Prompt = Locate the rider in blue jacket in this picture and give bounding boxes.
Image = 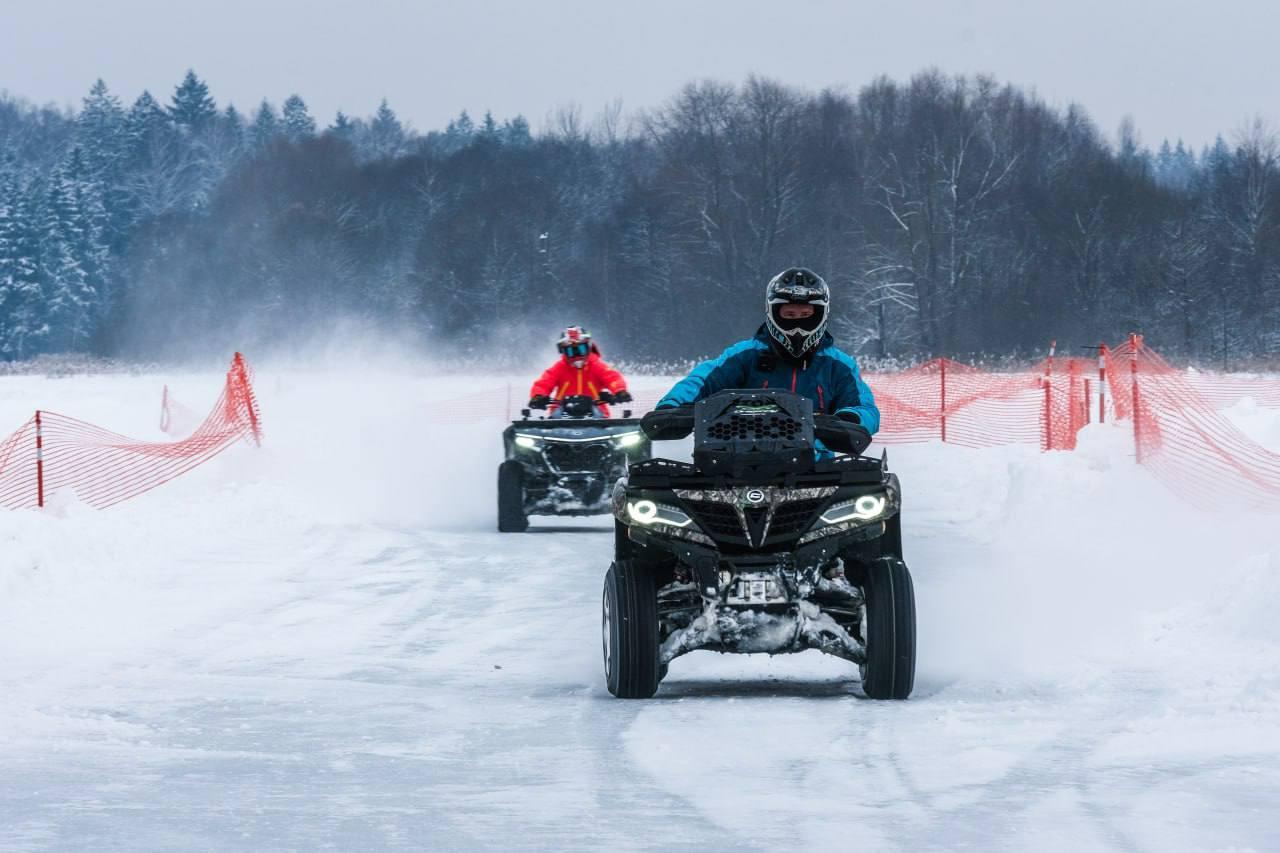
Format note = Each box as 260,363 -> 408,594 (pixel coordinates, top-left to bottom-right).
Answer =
657,268 -> 880,438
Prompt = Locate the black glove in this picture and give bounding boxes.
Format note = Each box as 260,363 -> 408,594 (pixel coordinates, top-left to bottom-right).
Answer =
847,424 -> 873,455
836,410 -> 861,425
529,394 -> 551,410
641,404 -> 695,441
815,413 -> 872,456
611,389 -> 633,404
597,389 -> 616,404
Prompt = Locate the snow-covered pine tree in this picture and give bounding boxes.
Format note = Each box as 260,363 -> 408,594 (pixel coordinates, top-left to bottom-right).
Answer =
328,111 -> 358,144
1171,140 -> 1197,189
76,80 -> 126,179
39,149 -> 107,351
250,100 -> 280,151
68,80 -> 131,259
282,95 -> 316,141
124,91 -> 170,158
1155,139 -> 1175,187
501,116 -> 533,146
220,104 -> 246,153
169,70 -> 217,131
367,99 -> 406,160
444,110 -> 474,148
0,172 -> 48,359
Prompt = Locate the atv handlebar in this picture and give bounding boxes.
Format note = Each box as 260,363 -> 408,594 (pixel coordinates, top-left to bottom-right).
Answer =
641,405 -> 695,441
814,414 -> 873,456
523,394 -> 633,421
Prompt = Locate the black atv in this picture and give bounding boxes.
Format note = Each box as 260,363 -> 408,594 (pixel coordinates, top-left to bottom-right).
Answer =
498,395 -> 651,532
602,390 -> 915,699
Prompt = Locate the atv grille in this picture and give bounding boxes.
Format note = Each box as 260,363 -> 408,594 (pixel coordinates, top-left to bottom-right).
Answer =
683,501 -> 744,539
766,498 -> 826,539
680,496 -> 827,546
545,442 -> 610,472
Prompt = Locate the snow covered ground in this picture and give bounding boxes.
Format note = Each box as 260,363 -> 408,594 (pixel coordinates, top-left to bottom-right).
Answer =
2,363 -> 1280,851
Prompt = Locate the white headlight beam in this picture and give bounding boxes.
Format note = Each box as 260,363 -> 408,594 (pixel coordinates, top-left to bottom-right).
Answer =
627,499 -> 693,529
819,494 -> 888,525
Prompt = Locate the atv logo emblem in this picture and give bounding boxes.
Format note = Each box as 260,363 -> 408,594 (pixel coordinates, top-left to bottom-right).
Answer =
734,403 -> 779,415
745,489 -> 766,505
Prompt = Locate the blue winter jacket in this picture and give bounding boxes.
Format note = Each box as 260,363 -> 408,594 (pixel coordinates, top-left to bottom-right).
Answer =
657,327 -> 881,434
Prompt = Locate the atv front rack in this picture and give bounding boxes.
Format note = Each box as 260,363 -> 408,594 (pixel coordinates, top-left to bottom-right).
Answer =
627,454 -> 886,490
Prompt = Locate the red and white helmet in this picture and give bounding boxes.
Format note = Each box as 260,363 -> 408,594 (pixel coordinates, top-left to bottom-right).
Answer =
557,326 -> 593,367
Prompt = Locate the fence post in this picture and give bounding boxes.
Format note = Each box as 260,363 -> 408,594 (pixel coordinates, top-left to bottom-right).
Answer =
1098,343 -> 1107,424
160,385 -> 170,433
939,359 -> 947,443
1084,378 -> 1092,425
1041,341 -> 1056,451
1129,334 -> 1142,464
1069,359 -> 1080,440
1043,379 -> 1053,451
35,410 -> 44,508
231,353 -> 262,446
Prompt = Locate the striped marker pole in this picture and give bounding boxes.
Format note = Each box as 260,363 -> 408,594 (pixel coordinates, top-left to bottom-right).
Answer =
939,359 -> 947,443
1098,344 -> 1108,424
35,410 -> 44,508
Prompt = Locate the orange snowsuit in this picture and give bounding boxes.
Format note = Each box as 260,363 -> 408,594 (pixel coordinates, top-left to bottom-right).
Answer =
530,351 -> 629,416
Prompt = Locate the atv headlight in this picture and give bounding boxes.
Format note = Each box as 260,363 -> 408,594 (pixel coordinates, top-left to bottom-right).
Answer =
819,494 -> 887,525
614,431 -> 644,448
514,434 -> 540,450
627,499 -> 693,529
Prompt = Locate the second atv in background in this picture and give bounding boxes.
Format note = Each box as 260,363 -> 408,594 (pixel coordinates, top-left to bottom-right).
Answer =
500,325 -> 645,532
498,395 -> 650,532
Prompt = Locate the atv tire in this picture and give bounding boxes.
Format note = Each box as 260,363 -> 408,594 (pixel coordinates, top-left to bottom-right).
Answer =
497,460 -> 529,532
603,560 -> 662,698
860,557 -> 916,700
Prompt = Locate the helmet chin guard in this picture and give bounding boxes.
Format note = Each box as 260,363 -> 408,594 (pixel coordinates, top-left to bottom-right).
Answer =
765,268 -> 830,358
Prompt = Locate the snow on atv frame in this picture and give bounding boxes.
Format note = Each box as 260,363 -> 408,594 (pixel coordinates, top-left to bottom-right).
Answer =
603,389 -> 916,699
498,394 -> 652,532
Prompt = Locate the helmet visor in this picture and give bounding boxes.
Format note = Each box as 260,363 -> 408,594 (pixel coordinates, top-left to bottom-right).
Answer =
770,302 -> 826,333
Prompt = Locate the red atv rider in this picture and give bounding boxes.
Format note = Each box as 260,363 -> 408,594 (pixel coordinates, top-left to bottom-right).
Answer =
529,327 -> 632,416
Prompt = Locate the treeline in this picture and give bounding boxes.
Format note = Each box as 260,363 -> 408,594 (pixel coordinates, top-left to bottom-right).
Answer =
1,70 -> 1278,364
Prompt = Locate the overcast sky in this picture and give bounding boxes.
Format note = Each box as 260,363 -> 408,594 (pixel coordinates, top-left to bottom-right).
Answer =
1,0 -> 1275,150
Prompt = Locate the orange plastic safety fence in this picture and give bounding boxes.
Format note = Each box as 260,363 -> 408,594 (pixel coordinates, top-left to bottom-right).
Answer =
0,353 -> 262,510
419,346 -> 1279,510
1105,337 -> 1280,507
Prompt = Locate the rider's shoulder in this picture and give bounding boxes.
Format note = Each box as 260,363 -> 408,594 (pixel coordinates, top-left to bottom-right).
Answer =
718,336 -> 768,359
814,337 -> 862,370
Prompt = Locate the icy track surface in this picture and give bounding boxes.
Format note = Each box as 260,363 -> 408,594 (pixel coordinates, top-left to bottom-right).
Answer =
3,366 -> 1280,851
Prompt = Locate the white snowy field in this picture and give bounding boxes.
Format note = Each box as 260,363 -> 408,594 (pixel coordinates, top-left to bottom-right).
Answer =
2,364 -> 1280,852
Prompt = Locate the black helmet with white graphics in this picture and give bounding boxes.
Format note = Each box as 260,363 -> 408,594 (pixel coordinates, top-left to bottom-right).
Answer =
764,267 -> 830,359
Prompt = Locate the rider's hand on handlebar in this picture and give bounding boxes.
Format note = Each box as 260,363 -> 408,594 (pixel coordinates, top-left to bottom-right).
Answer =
641,404 -> 696,440
529,394 -> 551,410
597,389 -> 616,404
611,389 -> 633,404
